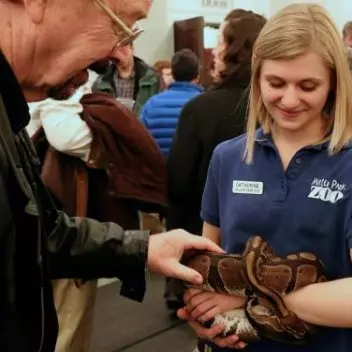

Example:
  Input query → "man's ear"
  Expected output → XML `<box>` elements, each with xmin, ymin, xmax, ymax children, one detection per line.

<box><xmin>22</xmin><ymin>0</ymin><xmax>47</xmax><ymax>24</ymax></box>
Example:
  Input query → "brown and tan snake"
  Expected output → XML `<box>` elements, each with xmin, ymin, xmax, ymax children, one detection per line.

<box><xmin>184</xmin><ymin>236</ymin><xmax>327</xmax><ymax>344</ymax></box>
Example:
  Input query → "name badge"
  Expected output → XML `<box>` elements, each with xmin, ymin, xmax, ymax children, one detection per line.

<box><xmin>232</xmin><ymin>180</ymin><xmax>263</xmax><ymax>195</ymax></box>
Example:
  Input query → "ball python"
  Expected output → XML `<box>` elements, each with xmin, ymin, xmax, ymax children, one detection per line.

<box><xmin>183</xmin><ymin>236</ymin><xmax>327</xmax><ymax>344</ymax></box>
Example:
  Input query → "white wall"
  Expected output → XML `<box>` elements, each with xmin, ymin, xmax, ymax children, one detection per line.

<box><xmin>134</xmin><ymin>0</ymin><xmax>352</xmax><ymax>65</ymax></box>
<box><xmin>323</xmin><ymin>0</ymin><xmax>352</xmax><ymax>31</ymax></box>
<box><xmin>233</xmin><ymin>0</ymin><xmax>270</xmax><ymax>17</ymax></box>
<box><xmin>134</xmin><ymin>0</ymin><xmax>171</xmax><ymax>65</ymax></box>
<box><xmin>135</xmin><ymin>0</ymin><xmax>234</xmax><ymax>64</ymax></box>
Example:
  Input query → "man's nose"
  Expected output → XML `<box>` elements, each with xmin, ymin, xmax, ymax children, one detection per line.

<box><xmin>109</xmin><ymin>46</ymin><xmax>122</xmax><ymax>61</ymax></box>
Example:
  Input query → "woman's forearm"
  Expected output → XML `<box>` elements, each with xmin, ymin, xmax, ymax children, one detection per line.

<box><xmin>284</xmin><ymin>278</ymin><xmax>352</xmax><ymax>327</ymax></box>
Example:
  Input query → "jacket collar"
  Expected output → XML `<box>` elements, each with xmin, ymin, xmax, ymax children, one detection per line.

<box><xmin>0</xmin><ymin>51</ymin><xmax>30</xmax><ymax>133</ymax></box>
<box><xmin>210</xmin><ymin>72</ymin><xmax>251</xmax><ymax>91</ymax></box>
<box><xmin>168</xmin><ymin>81</ymin><xmax>203</xmax><ymax>92</ymax></box>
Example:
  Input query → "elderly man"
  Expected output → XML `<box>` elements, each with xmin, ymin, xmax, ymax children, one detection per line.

<box><xmin>0</xmin><ymin>1</ymin><xmax>222</xmax><ymax>351</ymax></box>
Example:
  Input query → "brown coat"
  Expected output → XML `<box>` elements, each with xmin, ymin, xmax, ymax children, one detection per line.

<box><xmin>32</xmin><ymin>92</ymin><xmax>166</xmax><ymax>229</ymax></box>
<box><xmin>32</xmin><ymin>129</ymin><xmax>88</xmax><ymax>217</ymax></box>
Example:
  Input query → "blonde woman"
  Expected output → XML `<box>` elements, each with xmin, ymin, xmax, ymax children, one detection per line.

<box><xmin>178</xmin><ymin>3</ymin><xmax>352</xmax><ymax>352</ymax></box>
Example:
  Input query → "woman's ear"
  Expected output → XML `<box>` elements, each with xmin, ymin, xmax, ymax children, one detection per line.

<box><xmin>22</xmin><ymin>0</ymin><xmax>47</xmax><ymax>24</ymax></box>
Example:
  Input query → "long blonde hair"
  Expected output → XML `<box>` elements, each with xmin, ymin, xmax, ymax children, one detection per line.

<box><xmin>245</xmin><ymin>3</ymin><xmax>352</xmax><ymax>163</ymax></box>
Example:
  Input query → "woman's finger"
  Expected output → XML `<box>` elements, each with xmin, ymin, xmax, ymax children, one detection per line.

<box><xmin>186</xmin><ymin>291</ymin><xmax>213</xmax><ymax>312</ymax></box>
<box><xmin>234</xmin><ymin>341</ymin><xmax>248</xmax><ymax>349</ymax></box>
<box><xmin>188</xmin><ymin>320</ymin><xmax>225</xmax><ymax>340</ymax></box>
<box><xmin>183</xmin><ymin>288</ymin><xmax>203</xmax><ymax>304</ymax></box>
<box><xmin>177</xmin><ymin>307</ymin><xmax>189</xmax><ymax>320</ymax></box>
<box><xmin>213</xmin><ymin>334</ymin><xmax>240</xmax><ymax>348</ymax></box>
<box><xmin>197</xmin><ymin>306</ymin><xmax>222</xmax><ymax>323</ymax></box>
<box><xmin>189</xmin><ymin>300</ymin><xmax>217</xmax><ymax>320</ymax></box>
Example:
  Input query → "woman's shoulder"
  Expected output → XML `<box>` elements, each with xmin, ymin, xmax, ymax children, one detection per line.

<box><xmin>212</xmin><ymin>133</ymin><xmax>247</xmax><ymax>161</ymax></box>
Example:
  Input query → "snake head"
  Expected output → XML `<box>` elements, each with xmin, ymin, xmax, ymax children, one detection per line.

<box><xmin>243</xmin><ymin>236</ymin><xmax>266</xmax><ymax>255</ymax></box>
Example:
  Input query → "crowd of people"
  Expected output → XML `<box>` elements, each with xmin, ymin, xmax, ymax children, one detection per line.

<box><xmin>0</xmin><ymin>1</ymin><xmax>352</xmax><ymax>352</ymax></box>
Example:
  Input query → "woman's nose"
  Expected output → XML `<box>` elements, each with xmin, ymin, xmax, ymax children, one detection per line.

<box><xmin>280</xmin><ymin>86</ymin><xmax>300</xmax><ymax>108</ymax></box>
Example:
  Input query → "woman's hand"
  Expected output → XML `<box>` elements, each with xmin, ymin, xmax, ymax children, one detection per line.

<box><xmin>178</xmin><ymin>306</ymin><xmax>248</xmax><ymax>349</ymax></box>
<box><xmin>178</xmin><ymin>289</ymin><xmax>248</xmax><ymax>349</ymax></box>
<box><xmin>184</xmin><ymin>288</ymin><xmax>247</xmax><ymax>323</ymax></box>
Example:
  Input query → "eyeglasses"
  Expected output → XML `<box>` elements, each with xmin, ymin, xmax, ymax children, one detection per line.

<box><xmin>94</xmin><ymin>0</ymin><xmax>144</xmax><ymax>47</ymax></box>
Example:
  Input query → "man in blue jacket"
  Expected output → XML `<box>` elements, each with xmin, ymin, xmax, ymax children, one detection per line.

<box><xmin>140</xmin><ymin>49</ymin><xmax>203</xmax><ymax>158</ymax></box>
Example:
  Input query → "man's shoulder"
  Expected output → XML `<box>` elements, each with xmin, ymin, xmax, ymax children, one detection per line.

<box><xmin>134</xmin><ymin>57</ymin><xmax>158</xmax><ymax>80</ymax></box>
<box><xmin>144</xmin><ymin>91</ymin><xmax>167</xmax><ymax>106</ymax></box>
<box><xmin>143</xmin><ymin>91</ymin><xmax>181</xmax><ymax>117</ymax></box>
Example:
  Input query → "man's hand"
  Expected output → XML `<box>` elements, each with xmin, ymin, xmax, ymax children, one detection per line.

<box><xmin>147</xmin><ymin>229</ymin><xmax>223</xmax><ymax>285</ymax></box>
<box><xmin>183</xmin><ymin>288</ymin><xmax>247</xmax><ymax>323</ymax></box>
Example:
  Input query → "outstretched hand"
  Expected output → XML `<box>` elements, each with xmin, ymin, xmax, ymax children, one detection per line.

<box><xmin>147</xmin><ymin>229</ymin><xmax>223</xmax><ymax>285</ymax></box>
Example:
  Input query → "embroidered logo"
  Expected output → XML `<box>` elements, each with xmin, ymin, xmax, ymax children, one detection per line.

<box><xmin>308</xmin><ymin>178</ymin><xmax>345</xmax><ymax>204</ymax></box>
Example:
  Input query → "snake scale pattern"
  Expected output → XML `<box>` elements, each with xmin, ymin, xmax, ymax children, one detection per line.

<box><xmin>184</xmin><ymin>236</ymin><xmax>327</xmax><ymax>344</ymax></box>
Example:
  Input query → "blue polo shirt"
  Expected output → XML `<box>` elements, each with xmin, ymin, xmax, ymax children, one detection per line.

<box><xmin>200</xmin><ymin>129</ymin><xmax>352</xmax><ymax>352</ymax></box>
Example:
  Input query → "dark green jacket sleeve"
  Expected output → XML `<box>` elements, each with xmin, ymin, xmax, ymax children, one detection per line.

<box><xmin>48</xmin><ymin>211</ymin><xmax>149</xmax><ymax>302</ymax></box>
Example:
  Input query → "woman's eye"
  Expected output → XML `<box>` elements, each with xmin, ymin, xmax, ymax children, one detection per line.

<box><xmin>300</xmin><ymin>85</ymin><xmax>316</xmax><ymax>92</ymax></box>
<box><xmin>269</xmin><ymin>81</ymin><xmax>284</xmax><ymax>88</ymax></box>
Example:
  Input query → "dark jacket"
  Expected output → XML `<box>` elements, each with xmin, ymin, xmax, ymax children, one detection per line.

<box><xmin>167</xmin><ymin>80</ymin><xmax>249</xmax><ymax>234</ymax></box>
<box><xmin>140</xmin><ymin>81</ymin><xmax>203</xmax><ymax>157</ymax></box>
<box><xmin>0</xmin><ymin>52</ymin><xmax>148</xmax><ymax>352</ymax></box>
<box><xmin>93</xmin><ymin>57</ymin><xmax>160</xmax><ymax>115</ymax></box>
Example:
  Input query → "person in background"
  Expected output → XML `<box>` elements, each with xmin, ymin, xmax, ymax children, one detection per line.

<box><xmin>141</xmin><ymin>49</ymin><xmax>203</xmax><ymax>158</ymax></box>
<box><xmin>343</xmin><ymin>21</ymin><xmax>352</xmax><ymax>48</ymax></box>
<box><xmin>94</xmin><ymin>42</ymin><xmax>165</xmax><ymax>236</ymax></box>
<box><xmin>164</xmin><ymin>9</ymin><xmax>266</xmax><ymax>315</ymax></box>
<box><xmin>0</xmin><ymin>0</ymin><xmax>223</xmax><ymax>350</ymax></box>
<box><xmin>167</xmin><ymin>9</ymin><xmax>266</xmax><ymax>237</ymax></box>
<box><xmin>179</xmin><ymin>3</ymin><xmax>352</xmax><ymax>352</ymax></box>
<box><xmin>93</xmin><ymin>42</ymin><xmax>160</xmax><ymax>115</ymax></box>
<box><xmin>346</xmin><ymin>46</ymin><xmax>352</xmax><ymax>76</ymax></box>
<box><xmin>154</xmin><ymin>59</ymin><xmax>174</xmax><ymax>89</ymax></box>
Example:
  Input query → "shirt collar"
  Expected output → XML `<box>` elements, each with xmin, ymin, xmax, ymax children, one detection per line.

<box><xmin>116</xmin><ymin>69</ymin><xmax>135</xmax><ymax>80</ymax></box>
<box><xmin>254</xmin><ymin>127</ymin><xmax>340</xmax><ymax>151</ymax></box>
<box><xmin>0</xmin><ymin>51</ymin><xmax>30</xmax><ymax>133</ymax></box>
<box><xmin>254</xmin><ymin>127</ymin><xmax>271</xmax><ymax>143</ymax></box>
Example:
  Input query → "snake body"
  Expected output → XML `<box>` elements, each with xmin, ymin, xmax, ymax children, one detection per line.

<box><xmin>184</xmin><ymin>236</ymin><xmax>327</xmax><ymax>344</ymax></box>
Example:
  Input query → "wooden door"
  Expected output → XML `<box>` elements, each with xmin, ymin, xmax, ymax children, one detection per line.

<box><xmin>173</xmin><ymin>17</ymin><xmax>205</xmax><ymax>65</ymax></box>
